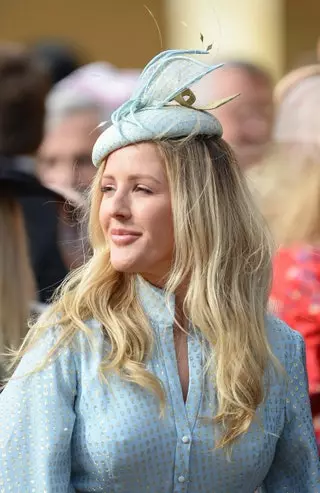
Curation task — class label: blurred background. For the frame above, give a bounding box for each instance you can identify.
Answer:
[0,0,319,77]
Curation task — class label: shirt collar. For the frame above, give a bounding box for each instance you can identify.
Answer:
[136,275,175,329]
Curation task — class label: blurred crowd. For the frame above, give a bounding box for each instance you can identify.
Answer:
[1,36,320,448]
[0,41,140,379]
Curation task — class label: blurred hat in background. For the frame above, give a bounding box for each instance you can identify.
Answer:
[46,62,141,125]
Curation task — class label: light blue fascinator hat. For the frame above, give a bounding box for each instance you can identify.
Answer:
[92,49,237,167]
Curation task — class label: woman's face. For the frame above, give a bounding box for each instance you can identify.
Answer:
[99,142,174,284]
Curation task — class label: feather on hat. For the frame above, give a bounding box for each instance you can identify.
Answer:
[92,49,237,167]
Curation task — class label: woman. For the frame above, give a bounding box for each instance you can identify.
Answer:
[0,49,318,492]
[0,158,53,383]
[0,190,36,383]
[248,60,320,448]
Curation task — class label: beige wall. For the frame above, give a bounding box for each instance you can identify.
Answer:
[0,0,164,68]
[164,0,285,80]
[1,0,320,76]
[285,0,320,71]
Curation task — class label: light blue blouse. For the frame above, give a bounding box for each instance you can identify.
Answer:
[0,279,319,492]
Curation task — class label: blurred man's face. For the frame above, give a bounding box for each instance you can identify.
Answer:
[208,68,274,168]
[37,111,100,192]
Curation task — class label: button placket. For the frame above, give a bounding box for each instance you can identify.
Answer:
[158,326,192,492]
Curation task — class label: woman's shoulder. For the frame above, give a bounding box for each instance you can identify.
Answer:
[265,313,303,339]
[265,314,305,365]
[0,318,106,401]
[11,318,105,380]
[33,317,104,348]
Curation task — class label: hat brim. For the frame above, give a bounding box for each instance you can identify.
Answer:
[92,106,222,167]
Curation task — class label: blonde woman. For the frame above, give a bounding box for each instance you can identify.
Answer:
[0,49,318,492]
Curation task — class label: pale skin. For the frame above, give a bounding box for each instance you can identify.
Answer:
[195,67,273,168]
[38,111,100,192]
[99,142,189,401]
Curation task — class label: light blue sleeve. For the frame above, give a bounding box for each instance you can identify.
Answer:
[0,329,77,492]
[263,332,320,492]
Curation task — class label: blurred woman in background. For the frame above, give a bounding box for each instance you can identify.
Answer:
[38,62,140,193]
[0,195,35,382]
[248,58,320,447]
[0,167,42,383]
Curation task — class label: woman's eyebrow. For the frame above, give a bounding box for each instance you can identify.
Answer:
[102,173,162,184]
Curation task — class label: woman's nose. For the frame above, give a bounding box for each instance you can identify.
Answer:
[109,192,132,219]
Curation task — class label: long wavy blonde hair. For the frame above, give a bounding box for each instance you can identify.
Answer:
[0,194,36,378]
[13,135,275,448]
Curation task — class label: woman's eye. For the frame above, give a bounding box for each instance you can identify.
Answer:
[100,185,115,193]
[134,185,152,194]
[100,185,152,194]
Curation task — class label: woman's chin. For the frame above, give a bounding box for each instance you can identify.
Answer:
[109,245,146,273]
[110,257,141,273]
[112,265,138,273]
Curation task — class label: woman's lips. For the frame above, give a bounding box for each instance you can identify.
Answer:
[110,229,141,246]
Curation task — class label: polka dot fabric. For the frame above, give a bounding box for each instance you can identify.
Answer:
[0,278,319,492]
